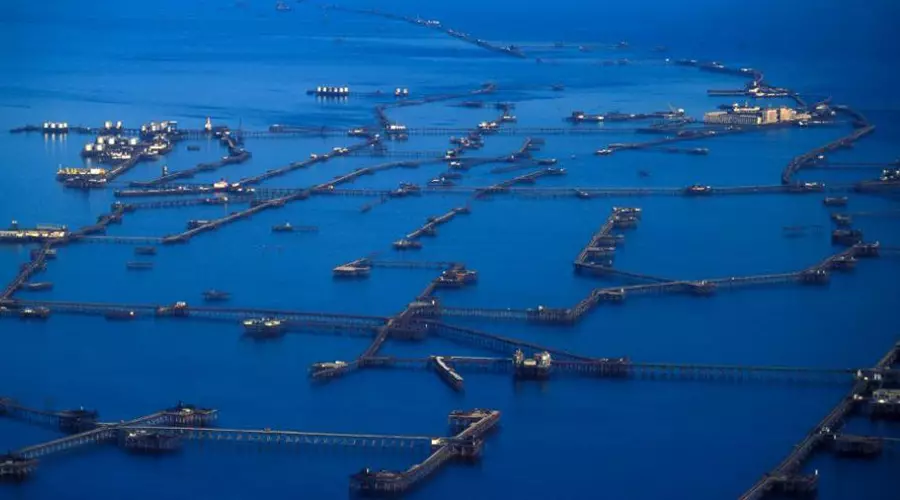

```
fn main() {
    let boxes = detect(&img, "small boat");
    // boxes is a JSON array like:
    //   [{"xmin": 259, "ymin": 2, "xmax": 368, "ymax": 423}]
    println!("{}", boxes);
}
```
[
  {"xmin": 428, "ymin": 178, "xmax": 454, "ymax": 187},
  {"xmin": 126, "ymin": 262, "xmax": 154, "ymax": 270},
  {"xmin": 105, "ymin": 310, "xmax": 136, "ymax": 321},
  {"xmin": 311, "ymin": 361, "xmax": 348, "ymax": 373},
  {"xmin": 23, "ymin": 282, "xmax": 53, "ymax": 291},
  {"xmin": 537, "ymin": 158, "xmax": 558, "ymax": 165},
  {"xmin": 31, "ymin": 248, "xmax": 57, "ymax": 260},
  {"xmin": 203, "ymin": 290, "xmax": 231, "ymax": 302},
  {"xmin": 186, "ymin": 145, "xmax": 201, "ymax": 152},
  {"xmin": 551, "ymin": 84, "xmax": 565, "ymax": 92},
  {"xmin": 134, "ymin": 246, "xmax": 157, "ymax": 256},
  {"xmin": 823, "ymin": 196, "xmax": 848, "ymax": 207},
  {"xmin": 638, "ymin": 170, "xmax": 651, "ymax": 178},
  {"xmin": 272, "ymin": 222, "xmax": 294, "ymax": 232}
]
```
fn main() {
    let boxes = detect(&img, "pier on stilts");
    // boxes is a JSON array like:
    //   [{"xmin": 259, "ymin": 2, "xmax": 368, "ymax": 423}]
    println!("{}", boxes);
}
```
[
  {"xmin": 738, "ymin": 341, "xmax": 900, "ymax": 500},
  {"xmin": 2, "ymin": 398, "xmax": 498, "ymax": 493}
]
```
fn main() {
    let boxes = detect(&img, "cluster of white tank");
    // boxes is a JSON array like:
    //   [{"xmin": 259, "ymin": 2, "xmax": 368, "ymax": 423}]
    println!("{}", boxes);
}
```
[
  {"xmin": 317, "ymin": 86, "xmax": 350, "ymax": 95},
  {"xmin": 103, "ymin": 120, "xmax": 123, "ymax": 130},
  {"xmin": 84, "ymin": 135, "xmax": 139, "ymax": 153},
  {"xmin": 140, "ymin": 120, "xmax": 178, "ymax": 134},
  {"xmin": 42, "ymin": 122, "xmax": 69, "ymax": 132},
  {"xmin": 394, "ymin": 88, "xmax": 409, "ymax": 97}
]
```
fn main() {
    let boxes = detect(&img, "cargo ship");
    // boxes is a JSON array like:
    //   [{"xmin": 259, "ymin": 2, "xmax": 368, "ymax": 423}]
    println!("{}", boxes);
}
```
[{"xmin": 431, "ymin": 356, "xmax": 463, "ymax": 391}]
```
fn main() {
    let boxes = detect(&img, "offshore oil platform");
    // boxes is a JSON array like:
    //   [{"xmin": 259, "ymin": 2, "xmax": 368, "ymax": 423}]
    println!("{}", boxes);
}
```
[
  {"xmin": 2, "ymin": 7, "xmax": 900, "ymax": 498},
  {"xmin": 0, "ymin": 398, "xmax": 500, "ymax": 495}
]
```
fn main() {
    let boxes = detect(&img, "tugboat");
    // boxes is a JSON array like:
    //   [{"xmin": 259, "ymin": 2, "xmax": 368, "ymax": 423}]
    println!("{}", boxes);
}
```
[
  {"xmin": 823, "ymin": 196, "xmax": 848, "ymax": 207},
  {"xmin": 428, "ymin": 177, "xmax": 455, "ymax": 187},
  {"xmin": 202, "ymin": 290, "xmax": 231, "ymax": 302},
  {"xmin": 126, "ymin": 262, "xmax": 154, "ymax": 271},
  {"xmin": 311, "ymin": 360, "xmax": 348, "ymax": 374},
  {"xmin": 105, "ymin": 310, "xmax": 136, "ymax": 321},
  {"xmin": 831, "ymin": 213, "xmax": 853, "ymax": 227},
  {"xmin": 22, "ymin": 282, "xmax": 53, "ymax": 291},
  {"xmin": 242, "ymin": 317, "xmax": 285, "ymax": 338},
  {"xmin": 684, "ymin": 184, "xmax": 713, "ymax": 196},
  {"xmin": 19, "ymin": 307, "xmax": 51, "ymax": 320}
]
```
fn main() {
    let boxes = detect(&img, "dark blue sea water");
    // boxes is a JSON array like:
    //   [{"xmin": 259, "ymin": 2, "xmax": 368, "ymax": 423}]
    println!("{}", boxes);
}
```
[{"xmin": 2, "ymin": 1, "xmax": 899, "ymax": 499}]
